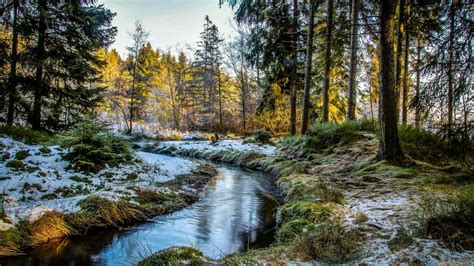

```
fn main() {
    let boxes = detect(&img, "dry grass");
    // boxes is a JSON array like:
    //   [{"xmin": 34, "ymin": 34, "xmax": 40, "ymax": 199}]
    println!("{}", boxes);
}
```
[
  {"xmin": 30, "ymin": 212, "xmax": 70, "ymax": 245},
  {"xmin": 66, "ymin": 196, "xmax": 146, "ymax": 231}
]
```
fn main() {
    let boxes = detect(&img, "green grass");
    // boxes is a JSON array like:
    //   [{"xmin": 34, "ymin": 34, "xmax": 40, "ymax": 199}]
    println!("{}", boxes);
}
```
[
  {"xmin": 276, "ymin": 201, "xmax": 332, "ymax": 225},
  {"xmin": 139, "ymin": 246, "xmax": 210, "ymax": 266},
  {"xmin": 276, "ymin": 219, "xmax": 316, "ymax": 242},
  {"xmin": 0, "ymin": 125, "xmax": 57, "ymax": 145},
  {"xmin": 5, "ymin": 159, "xmax": 26, "ymax": 171},
  {"xmin": 293, "ymin": 220, "xmax": 366, "ymax": 263},
  {"xmin": 416, "ymin": 188, "xmax": 474, "ymax": 251}
]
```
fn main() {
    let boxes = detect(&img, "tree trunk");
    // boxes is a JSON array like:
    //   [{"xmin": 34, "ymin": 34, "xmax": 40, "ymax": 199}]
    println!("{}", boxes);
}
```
[
  {"xmin": 395, "ymin": 0, "xmax": 405, "ymax": 123},
  {"xmin": 378, "ymin": 0, "xmax": 403, "ymax": 163},
  {"xmin": 240, "ymin": 46, "xmax": 247, "ymax": 131},
  {"xmin": 347, "ymin": 0, "xmax": 359, "ymax": 121},
  {"xmin": 128, "ymin": 60, "xmax": 137, "ymax": 134},
  {"xmin": 447, "ymin": 2, "xmax": 455, "ymax": 125},
  {"xmin": 289, "ymin": 0, "xmax": 299, "ymax": 135},
  {"xmin": 401, "ymin": 2, "xmax": 410, "ymax": 125},
  {"xmin": 322, "ymin": 0, "xmax": 333, "ymax": 123},
  {"xmin": 6, "ymin": 0, "xmax": 19, "ymax": 125},
  {"xmin": 217, "ymin": 65, "xmax": 223, "ymax": 130},
  {"xmin": 414, "ymin": 42, "xmax": 421, "ymax": 127},
  {"xmin": 301, "ymin": 0, "xmax": 316, "ymax": 134},
  {"xmin": 31, "ymin": 0, "xmax": 47, "ymax": 130}
]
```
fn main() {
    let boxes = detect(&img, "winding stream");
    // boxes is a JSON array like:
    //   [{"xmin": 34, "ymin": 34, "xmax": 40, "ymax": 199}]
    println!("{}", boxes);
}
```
[{"xmin": 0, "ymin": 153, "xmax": 279, "ymax": 266}]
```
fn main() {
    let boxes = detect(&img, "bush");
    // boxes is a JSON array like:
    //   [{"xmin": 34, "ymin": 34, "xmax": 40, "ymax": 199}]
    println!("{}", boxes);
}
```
[
  {"xmin": 398, "ymin": 124, "xmax": 473, "ymax": 163},
  {"xmin": 293, "ymin": 221, "xmax": 366, "ymax": 263},
  {"xmin": 416, "ymin": 188, "xmax": 474, "ymax": 251},
  {"xmin": 0, "ymin": 125, "xmax": 55, "ymax": 144},
  {"xmin": 252, "ymin": 129, "xmax": 272, "ymax": 144},
  {"xmin": 61, "ymin": 118, "xmax": 132, "ymax": 173}
]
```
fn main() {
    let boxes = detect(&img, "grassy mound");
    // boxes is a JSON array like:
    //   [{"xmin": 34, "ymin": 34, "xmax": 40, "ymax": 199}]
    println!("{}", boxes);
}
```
[
  {"xmin": 65, "ymin": 196, "xmax": 146, "ymax": 231},
  {"xmin": 138, "ymin": 246, "xmax": 211, "ymax": 266},
  {"xmin": 30, "ymin": 212, "xmax": 70, "ymax": 245}
]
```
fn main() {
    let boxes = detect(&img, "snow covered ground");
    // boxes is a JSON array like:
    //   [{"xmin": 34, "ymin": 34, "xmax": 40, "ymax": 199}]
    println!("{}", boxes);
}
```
[
  {"xmin": 0, "ymin": 137, "xmax": 197, "ymax": 224},
  {"xmin": 154, "ymin": 140, "xmax": 276, "ymax": 157}
]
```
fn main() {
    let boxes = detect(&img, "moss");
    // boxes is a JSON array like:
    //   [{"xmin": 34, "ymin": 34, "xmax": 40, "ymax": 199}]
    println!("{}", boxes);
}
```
[
  {"xmin": 139, "ymin": 246, "xmax": 211, "ymax": 266},
  {"xmin": 276, "ymin": 219, "xmax": 316, "ymax": 242},
  {"xmin": 14, "ymin": 150, "xmax": 30, "ymax": 160},
  {"xmin": 276, "ymin": 201, "xmax": 332, "ymax": 225},
  {"xmin": 293, "ymin": 221, "xmax": 366, "ymax": 263},
  {"xmin": 5, "ymin": 159, "xmax": 26, "ymax": 171}
]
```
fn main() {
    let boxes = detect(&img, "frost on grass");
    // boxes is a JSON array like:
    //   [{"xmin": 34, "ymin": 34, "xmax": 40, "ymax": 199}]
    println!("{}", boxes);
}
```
[{"xmin": 0, "ymin": 137, "xmax": 197, "ymax": 225}]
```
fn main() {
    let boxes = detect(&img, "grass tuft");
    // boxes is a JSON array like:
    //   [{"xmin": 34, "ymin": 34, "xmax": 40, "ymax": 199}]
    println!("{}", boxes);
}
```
[
  {"xmin": 30, "ymin": 212, "xmax": 70, "ymax": 245},
  {"xmin": 139, "ymin": 246, "xmax": 210, "ymax": 266},
  {"xmin": 276, "ymin": 201, "xmax": 331, "ymax": 225},
  {"xmin": 416, "ymin": 188, "xmax": 474, "ymax": 251},
  {"xmin": 293, "ymin": 220, "xmax": 366, "ymax": 263}
]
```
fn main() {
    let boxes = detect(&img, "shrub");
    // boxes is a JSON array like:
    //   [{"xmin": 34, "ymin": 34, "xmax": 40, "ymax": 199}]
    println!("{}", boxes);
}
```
[
  {"xmin": 293, "ymin": 221, "xmax": 366, "ymax": 263},
  {"xmin": 252, "ymin": 129, "xmax": 272, "ymax": 144},
  {"xmin": 14, "ymin": 150, "xmax": 30, "ymax": 160},
  {"xmin": 5, "ymin": 159, "xmax": 26, "ymax": 171},
  {"xmin": 0, "ymin": 125, "xmax": 55, "ymax": 144},
  {"xmin": 276, "ymin": 201, "xmax": 332, "ymax": 225},
  {"xmin": 416, "ymin": 188, "xmax": 474, "ymax": 251},
  {"xmin": 61, "ymin": 118, "xmax": 132, "ymax": 173},
  {"xmin": 276, "ymin": 219, "xmax": 316, "ymax": 242},
  {"xmin": 398, "ymin": 124, "xmax": 473, "ymax": 163}
]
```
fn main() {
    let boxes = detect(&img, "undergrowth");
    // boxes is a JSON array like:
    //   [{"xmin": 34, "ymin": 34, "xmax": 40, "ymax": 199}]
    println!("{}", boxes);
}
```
[
  {"xmin": 61, "ymin": 118, "xmax": 132, "ymax": 173},
  {"xmin": 416, "ymin": 188, "xmax": 474, "ymax": 251}
]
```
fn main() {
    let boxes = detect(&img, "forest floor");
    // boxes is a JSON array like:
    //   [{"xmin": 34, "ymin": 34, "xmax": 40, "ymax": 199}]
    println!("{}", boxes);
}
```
[{"xmin": 143, "ymin": 129, "xmax": 474, "ymax": 265}]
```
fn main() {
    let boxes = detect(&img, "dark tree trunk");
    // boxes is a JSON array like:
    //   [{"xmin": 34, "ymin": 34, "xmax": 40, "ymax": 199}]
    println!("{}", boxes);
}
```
[
  {"xmin": 447, "ymin": 2, "xmax": 455, "ymax": 125},
  {"xmin": 32, "ymin": 0, "xmax": 47, "ymax": 130},
  {"xmin": 414, "ymin": 42, "xmax": 421, "ymax": 128},
  {"xmin": 301, "ymin": 0, "xmax": 316, "ymax": 134},
  {"xmin": 6, "ymin": 0, "xmax": 19, "ymax": 125},
  {"xmin": 322, "ymin": 0, "xmax": 333, "ymax": 123},
  {"xmin": 395, "ymin": 0, "xmax": 405, "ymax": 122},
  {"xmin": 401, "ymin": 2, "xmax": 410, "ymax": 125},
  {"xmin": 378, "ymin": 0, "xmax": 404, "ymax": 163},
  {"xmin": 347, "ymin": 0, "xmax": 359, "ymax": 121},
  {"xmin": 289, "ymin": 0, "xmax": 299, "ymax": 135},
  {"xmin": 217, "ymin": 65, "xmax": 223, "ymax": 130}
]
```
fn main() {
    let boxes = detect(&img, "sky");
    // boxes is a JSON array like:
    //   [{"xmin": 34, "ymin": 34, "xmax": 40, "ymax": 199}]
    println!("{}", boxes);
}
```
[{"xmin": 98, "ymin": 0, "xmax": 236, "ymax": 57}]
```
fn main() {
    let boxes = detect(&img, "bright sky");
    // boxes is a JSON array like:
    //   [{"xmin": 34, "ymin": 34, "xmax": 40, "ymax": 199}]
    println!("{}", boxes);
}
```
[{"xmin": 99, "ymin": 0, "xmax": 236, "ymax": 57}]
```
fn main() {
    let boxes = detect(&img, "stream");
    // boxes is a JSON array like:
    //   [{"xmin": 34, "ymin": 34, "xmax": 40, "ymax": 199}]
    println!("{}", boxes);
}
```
[{"xmin": 0, "ymin": 153, "xmax": 279, "ymax": 266}]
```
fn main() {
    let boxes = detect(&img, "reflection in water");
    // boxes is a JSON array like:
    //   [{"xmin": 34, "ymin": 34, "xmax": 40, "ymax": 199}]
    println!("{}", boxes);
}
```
[{"xmin": 0, "ymin": 163, "xmax": 279, "ymax": 266}]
